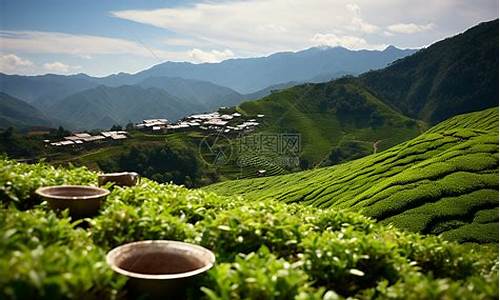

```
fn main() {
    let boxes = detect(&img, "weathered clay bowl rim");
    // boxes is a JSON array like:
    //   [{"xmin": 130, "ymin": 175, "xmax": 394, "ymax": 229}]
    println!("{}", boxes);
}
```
[
  {"xmin": 35, "ymin": 185, "xmax": 110, "ymax": 200},
  {"xmin": 106, "ymin": 240, "xmax": 216, "ymax": 280}
]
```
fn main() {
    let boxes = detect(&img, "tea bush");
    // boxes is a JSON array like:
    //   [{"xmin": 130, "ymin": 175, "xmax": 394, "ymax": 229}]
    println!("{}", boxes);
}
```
[
  {"xmin": 0, "ymin": 157, "xmax": 498, "ymax": 299},
  {"xmin": 202, "ymin": 247, "xmax": 321, "ymax": 300},
  {"xmin": 300, "ymin": 229, "xmax": 404, "ymax": 296},
  {"xmin": 0, "ymin": 158, "xmax": 97, "ymax": 209},
  {"xmin": 195, "ymin": 201, "xmax": 308, "ymax": 261},
  {"xmin": 0, "ymin": 208, "xmax": 124, "ymax": 300}
]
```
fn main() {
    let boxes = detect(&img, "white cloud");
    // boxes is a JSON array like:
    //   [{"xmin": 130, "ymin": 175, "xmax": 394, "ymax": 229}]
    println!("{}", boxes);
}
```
[
  {"xmin": 111, "ymin": 0, "xmax": 498, "ymax": 56},
  {"xmin": 0, "ymin": 30, "xmax": 173, "ymax": 59},
  {"xmin": 111, "ymin": 0, "xmax": 385, "ymax": 55},
  {"xmin": 346, "ymin": 3, "xmax": 379, "ymax": 33},
  {"xmin": 311, "ymin": 33, "xmax": 386, "ymax": 50},
  {"xmin": 0, "ymin": 30, "xmax": 241, "ymax": 65},
  {"xmin": 43, "ymin": 61, "xmax": 81, "ymax": 74},
  {"xmin": 387, "ymin": 23, "xmax": 435, "ymax": 34},
  {"xmin": 0, "ymin": 54, "xmax": 34, "ymax": 74},
  {"xmin": 189, "ymin": 49, "xmax": 234, "ymax": 63}
]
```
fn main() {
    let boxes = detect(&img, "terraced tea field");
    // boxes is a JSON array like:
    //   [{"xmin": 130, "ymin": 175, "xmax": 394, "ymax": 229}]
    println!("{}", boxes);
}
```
[{"xmin": 205, "ymin": 108, "xmax": 499, "ymax": 243}]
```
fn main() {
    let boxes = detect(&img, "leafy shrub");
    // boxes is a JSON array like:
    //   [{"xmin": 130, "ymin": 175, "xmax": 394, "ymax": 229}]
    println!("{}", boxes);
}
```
[
  {"xmin": 103, "ymin": 180, "xmax": 240, "ymax": 223},
  {"xmin": 0, "ymin": 208, "xmax": 84, "ymax": 253},
  {"xmin": 0, "ymin": 208, "xmax": 124, "ymax": 299},
  {"xmin": 98, "ymin": 143, "xmax": 207, "ymax": 188},
  {"xmin": 202, "ymin": 247, "xmax": 321, "ymax": 300},
  {"xmin": 308, "ymin": 209, "xmax": 375, "ymax": 233},
  {"xmin": 390, "ymin": 232, "xmax": 480, "ymax": 279},
  {"xmin": 300, "ymin": 229, "xmax": 404, "ymax": 296},
  {"xmin": 90, "ymin": 199, "xmax": 194, "ymax": 249},
  {"xmin": 0, "ymin": 158, "xmax": 96, "ymax": 209},
  {"xmin": 364, "ymin": 271, "xmax": 499, "ymax": 300},
  {"xmin": 195, "ymin": 201, "xmax": 307, "ymax": 261}
]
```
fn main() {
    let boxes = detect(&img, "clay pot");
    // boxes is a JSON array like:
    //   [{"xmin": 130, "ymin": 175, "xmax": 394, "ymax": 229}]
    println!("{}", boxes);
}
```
[
  {"xmin": 35, "ymin": 185, "xmax": 109, "ymax": 218},
  {"xmin": 98, "ymin": 172, "xmax": 140, "ymax": 187},
  {"xmin": 106, "ymin": 240, "xmax": 215, "ymax": 299}
]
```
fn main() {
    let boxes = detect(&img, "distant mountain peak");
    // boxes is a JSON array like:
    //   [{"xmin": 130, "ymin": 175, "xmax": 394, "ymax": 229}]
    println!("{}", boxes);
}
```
[{"xmin": 383, "ymin": 45, "xmax": 399, "ymax": 51}]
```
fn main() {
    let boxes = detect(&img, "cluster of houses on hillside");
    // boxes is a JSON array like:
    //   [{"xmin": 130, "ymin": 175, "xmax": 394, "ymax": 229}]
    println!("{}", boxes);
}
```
[
  {"xmin": 46, "ymin": 110, "xmax": 265, "ymax": 149},
  {"xmin": 135, "ymin": 112, "xmax": 264, "ymax": 135},
  {"xmin": 48, "ymin": 131, "xmax": 128, "ymax": 147}
]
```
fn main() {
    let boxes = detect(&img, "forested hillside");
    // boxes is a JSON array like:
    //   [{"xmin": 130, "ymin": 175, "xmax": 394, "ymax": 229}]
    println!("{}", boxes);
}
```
[{"xmin": 360, "ymin": 19, "xmax": 499, "ymax": 124}]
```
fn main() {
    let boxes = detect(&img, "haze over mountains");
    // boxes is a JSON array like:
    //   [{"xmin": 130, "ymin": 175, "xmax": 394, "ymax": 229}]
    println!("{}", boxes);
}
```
[{"xmin": 0, "ymin": 45, "xmax": 415, "ymax": 130}]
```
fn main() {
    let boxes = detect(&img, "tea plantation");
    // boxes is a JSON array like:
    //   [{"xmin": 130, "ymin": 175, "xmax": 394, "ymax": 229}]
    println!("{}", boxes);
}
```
[
  {"xmin": 1, "ymin": 157, "xmax": 498, "ymax": 299},
  {"xmin": 206, "ymin": 108, "xmax": 499, "ymax": 243}
]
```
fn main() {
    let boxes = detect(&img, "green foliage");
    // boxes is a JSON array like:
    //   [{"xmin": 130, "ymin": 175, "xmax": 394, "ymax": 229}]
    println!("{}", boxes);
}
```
[
  {"xmin": 90, "ymin": 199, "xmax": 194, "ymax": 249},
  {"xmin": 196, "ymin": 201, "xmax": 306, "ymax": 261},
  {"xmin": 0, "ymin": 127, "xmax": 45, "ymax": 158},
  {"xmin": 97, "ymin": 141, "xmax": 218, "ymax": 188},
  {"xmin": 202, "ymin": 247, "xmax": 318, "ymax": 300},
  {"xmin": 0, "ymin": 208, "xmax": 124, "ymax": 300},
  {"xmin": 300, "ymin": 230, "xmax": 403, "ymax": 296},
  {"xmin": 0, "ymin": 158, "xmax": 97, "ymax": 209},
  {"xmin": 206, "ymin": 108, "xmax": 499, "ymax": 243},
  {"xmin": 0, "ymin": 157, "xmax": 498, "ymax": 299}
]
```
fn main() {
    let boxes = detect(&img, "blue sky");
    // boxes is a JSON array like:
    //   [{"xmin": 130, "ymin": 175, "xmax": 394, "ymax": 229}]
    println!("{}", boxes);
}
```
[{"xmin": 0, "ymin": 0, "xmax": 498, "ymax": 76}]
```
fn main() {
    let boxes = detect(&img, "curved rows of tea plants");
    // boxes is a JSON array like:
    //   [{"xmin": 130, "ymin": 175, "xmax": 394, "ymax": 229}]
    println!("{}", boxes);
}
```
[
  {"xmin": 426, "ymin": 107, "xmax": 498, "ymax": 133},
  {"xmin": 1, "ymin": 157, "xmax": 498, "ymax": 299},
  {"xmin": 236, "ymin": 153, "xmax": 289, "ymax": 177},
  {"xmin": 205, "ymin": 108, "xmax": 499, "ymax": 243}
]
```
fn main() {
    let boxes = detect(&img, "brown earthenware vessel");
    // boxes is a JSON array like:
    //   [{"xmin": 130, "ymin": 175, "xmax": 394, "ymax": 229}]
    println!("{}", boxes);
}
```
[
  {"xmin": 106, "ymin": 240, "xmax": 215, "ymax": 300},
  {"xmin": 35, "ymin": 185, "xmax": 109, "ymax": 218}
]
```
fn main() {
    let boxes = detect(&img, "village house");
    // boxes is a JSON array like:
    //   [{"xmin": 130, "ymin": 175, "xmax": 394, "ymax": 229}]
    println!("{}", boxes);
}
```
[{"xmin": 136, "ymin": 119, "xmax": 169, "ymax": 131}]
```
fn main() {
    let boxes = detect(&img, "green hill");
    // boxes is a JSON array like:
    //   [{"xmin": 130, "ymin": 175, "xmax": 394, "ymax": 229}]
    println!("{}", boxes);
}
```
[
  {"xmin": 238, "ymin": 78, "xmax": 423, "ymax": 166},
  {"xmin": 360, "ymin": 19, "xmax": 499, "ymax": 124},
  {"xmin": 0, "ymin": 92, "xmax": 52, "ymax": 129},
  {"xmin": 205, "ymin": 108, "xmax": 499, "ymax": 243}
]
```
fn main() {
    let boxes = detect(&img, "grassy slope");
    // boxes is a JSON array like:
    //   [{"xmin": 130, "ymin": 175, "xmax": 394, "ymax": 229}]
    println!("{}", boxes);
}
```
[
  {"xmin": 237, "ymin": 79, "xmax": 423, "ymax": 166},
  {"xmin": 205, "ymin": 107, "xmax": 499, "ymax": 243}
]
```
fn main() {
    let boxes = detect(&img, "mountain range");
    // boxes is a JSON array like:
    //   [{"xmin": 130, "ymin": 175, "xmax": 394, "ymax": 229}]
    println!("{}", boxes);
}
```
[
  {"xmin": 0, "ymin": 45, "xmax": 416, "ymax": 130},
  {"xmin": 101, "ymin": 46, "xmax": 415, "ymax": 93}
]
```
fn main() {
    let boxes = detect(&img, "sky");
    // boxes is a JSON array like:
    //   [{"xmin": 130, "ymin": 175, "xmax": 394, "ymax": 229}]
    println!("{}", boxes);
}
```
[{"xmin": 0, "ymin": 0, "xmax": 498, "ymax": 77}]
